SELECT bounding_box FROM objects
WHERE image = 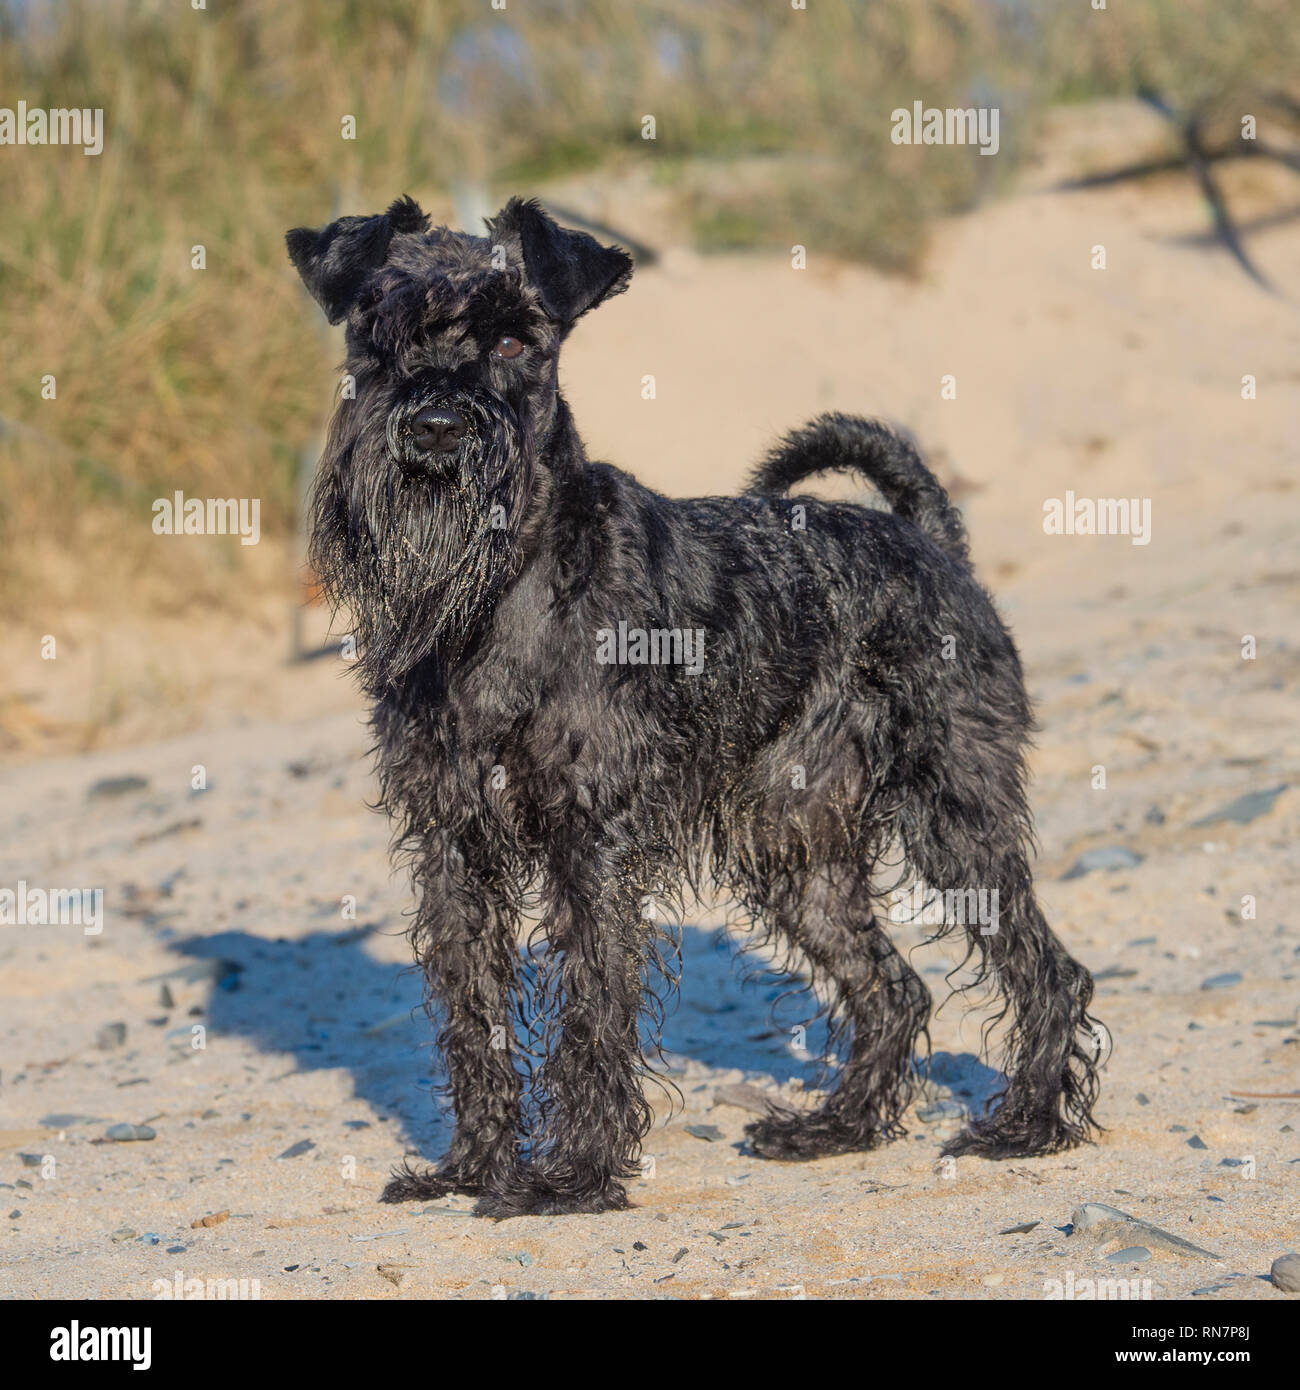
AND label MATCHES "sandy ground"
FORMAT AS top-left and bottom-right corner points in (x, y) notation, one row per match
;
(1, 104), (1298, 1299)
